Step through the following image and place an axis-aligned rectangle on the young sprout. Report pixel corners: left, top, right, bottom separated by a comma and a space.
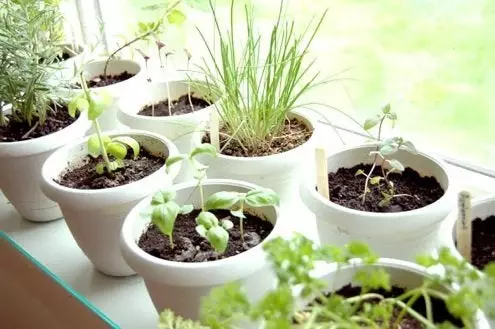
184, 48, 194, 112
68, 72, 140, 175
164, 50, 175, 116
358, 104, 418, 207
156, 40, 166, 68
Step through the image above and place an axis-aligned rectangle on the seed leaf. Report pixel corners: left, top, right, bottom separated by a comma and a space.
245, 188, 280, 207
386, 112, 397, 121
195, 225, 207, 237
369, 176, 383, 185
230, 209, 246, 219
68, 97, 88, 117
151, 189, 176, 205
220, 219, 233, 230
95, 162, 105, 174
190, 143, 217, 159
382, 103, 391, 114
205, 191, 240, 211
355, 169, 365, 176
363, 116, 380, 130
165, 154, 187, 171
206, 226, 229, 253
180, 204, 194, 215
113, 136, 140, 159
379, 143, 398, 156
152, 202, 180, 237
386, 159, 405, 172
107, 142, 128, 160
167, 9, 186, 25
196, 211, 219, 229
401, 140, 418, 155
87, 135, 110, 157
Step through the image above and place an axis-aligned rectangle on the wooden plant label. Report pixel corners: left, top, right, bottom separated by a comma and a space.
315, 148, 330, 199
456, 191, 472, 262
209, 110, 220, 151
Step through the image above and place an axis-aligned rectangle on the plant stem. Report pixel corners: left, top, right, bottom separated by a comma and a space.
361, 116, 386, 204
168, 234, 174, 249
186, 58, 194, 112
383, 298, 437, 329
165, 54, 172, 116
93, 119, 112, 173
238, 198, 245, 243
21, 121, 39, 139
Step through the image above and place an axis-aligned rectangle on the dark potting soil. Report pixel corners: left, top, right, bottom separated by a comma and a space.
327, 164, 444, 213
295, 284, 462, 328
138, 94, 210, 117
138, 209, 274, 262
471, 215, 495, 270
77, 71, 136, 88
0, 105, 78, 142
55, 148, 165, 189
202, 118, 312, 157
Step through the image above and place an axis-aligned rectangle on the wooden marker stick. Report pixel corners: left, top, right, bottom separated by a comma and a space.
456, 191, 472, 262
315, 148, 330, 199
209, 110, 220, 151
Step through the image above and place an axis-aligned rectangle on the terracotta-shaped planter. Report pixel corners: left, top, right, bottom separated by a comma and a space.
300, 144, 456, 261
120, 179, 283, 320
40, 130, 180, 276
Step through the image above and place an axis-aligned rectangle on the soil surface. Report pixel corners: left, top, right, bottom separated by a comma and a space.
138, 94, 210, 117
77, 71, 135, 88
0, 104, 77, 142
138, 209, 274, 262
327, 164, 444, 213
295, 284, 461, 328
56, 148, 165, 189
202, 118, 312, 157
471, 215, 495, 270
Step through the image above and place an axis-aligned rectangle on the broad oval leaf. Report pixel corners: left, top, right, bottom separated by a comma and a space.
87, 100, 105, 120
386, 112, 397, 121
386, 159, 405, 172
151, 189, 176, 205
369, 176, 382, 185
230, 209, 246, 219
151, 202, 180, 236
68, 97, 88, 117
363, 116, 380, 131
113, 136, 140, 159
87, 135, 102, 157
190, 143, 217, 159
107, 142, 128, 160
167, 9, 187, 25
180, 204, 194, 215
379, 144, 398, 156
95, 162, 105, 174
196, 211, 218, 229
381, 103, 391, 114
220, 219, 233, 230
165, 155, 186, 169
195, 225, 207, 237
245, 188, 280, 207
355, 169, 366, 177
205, 191, 240, 211
206, 226, 229, 253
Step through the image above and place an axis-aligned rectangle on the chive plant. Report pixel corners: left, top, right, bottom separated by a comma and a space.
197, 0, 327, 152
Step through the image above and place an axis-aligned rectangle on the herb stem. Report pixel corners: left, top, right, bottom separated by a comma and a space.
239, 198, 245, 243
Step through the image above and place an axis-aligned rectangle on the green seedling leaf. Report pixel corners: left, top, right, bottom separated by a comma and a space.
245, 188, 280, 207
167, 9, 186, 25
68, 97, 88, 117
206, 226, 229, 253
107, 142, 128, 160
165, 155, 187, 171
401, 140, 418, 155
355, 169, 366, 176
379, 143, 398, 156
382, 103, 391, 114
95, 162, 105, 174
230, 209, 246, 219
152, 201, 180, 237
386, 159, 405, 172
87, 101, 105, 120
87, 135, 111, 157
180, 204, 194, 215
205, 191, 240, 211
108, 160, 124, 172
190, 143, 217, 159
354, 267, 391, 291
195, 225, 207, 237
369, 176, 383, 185
416, 254, 437, 268
113, 136, 140, 159
386, 112, 397, 121
220, 219, 233, 230
196, 211, 219, 229
363, 115, 381, 130
139, 205, 153, 218
151, 189, 176, 205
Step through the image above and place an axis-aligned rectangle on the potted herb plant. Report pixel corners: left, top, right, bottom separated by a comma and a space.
301, 105, 456, 261
193, 235, 493, 329
120, 144, 282, 320
191, 0, 328, 204
39, 73, 181, 276
0, 0, 91, 222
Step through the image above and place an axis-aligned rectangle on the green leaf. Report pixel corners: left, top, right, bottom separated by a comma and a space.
204, 191, 240, 211
190, 143, 217, 159
230, 209, 246, 219
363, 116, 381, 130
196, 211, 218, 229
401, 140, 418, 155
206, 226, 229, 253
379, 143, 398, 156
220, 219, 233, 230
107, 142, 128, 160
180, 204, 194, 215
354, 268, 391, 291
195, 225, 207, 237
386, 159, 405, 172
87, 100, 105, 120
382, 103, 391, 114
346, 241, 373, 258
113, 136, 140, 159
355, 169, 366, 176
151, 189, 176, 205
245, 188, 280, 207
416, 254, 437, 268
165, 155, 187, 169
108, 160, 124, 172
386, 112, 397, 121
167, 9, 187, 25
95, 162, 105, 174
87, 135, 104, 157
152, 202, 180, 237
369, 176, 383, 185
68, 97, 88, 117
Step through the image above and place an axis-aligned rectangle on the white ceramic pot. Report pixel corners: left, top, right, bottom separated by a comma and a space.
81, 58, 146, 133
0, 106, 91, 222
120, 179, 283, 320
195, 111, 318, 205
300, 258, 490, 328
50, 43, 87, 82
300, 144, 456, 261
40, 130, 181, 276
117, 80, 217, 181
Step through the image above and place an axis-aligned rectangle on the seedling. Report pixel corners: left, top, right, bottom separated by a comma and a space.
147, 143, 279, 254
184, 48, 194, 112
68, 72, 140, 175
164, 51, 175, 116
357, 104, 419, 207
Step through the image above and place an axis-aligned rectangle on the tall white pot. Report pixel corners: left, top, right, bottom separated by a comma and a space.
117, 80, 217, 181
40, 130, 181, 276
120, 179, 283, 320
300, 144, 456, 261
0, 108, 91, 222
301, 258, 490, 328
82, 59, 146, 133
195, 111, 318, 205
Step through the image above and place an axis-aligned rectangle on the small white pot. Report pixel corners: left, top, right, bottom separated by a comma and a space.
195, 111, 318, 204
117, 80, 217, 181
81, 58, 146, 133
300, 144, 456, 261
300, 258, 490, 328
0, 106, 91, 222
120, 179, 283, 320
40, 130, 181, 276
